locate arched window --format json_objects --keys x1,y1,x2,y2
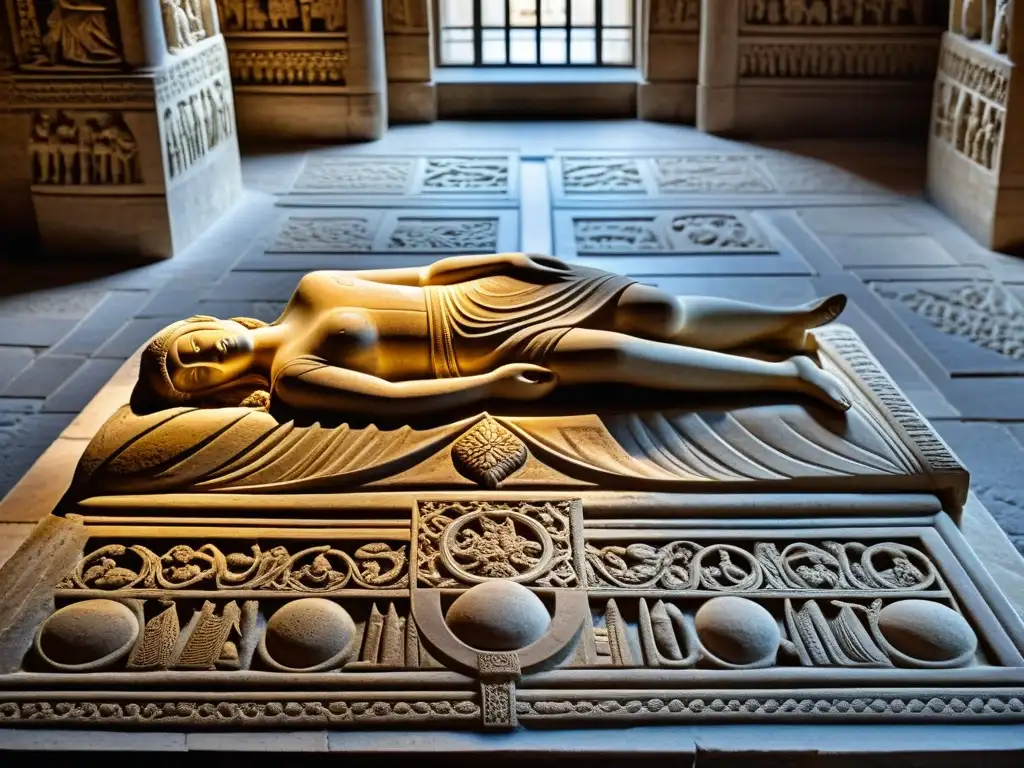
[{"x1": 438, "y1": 0, "x2": 636, "y2": 67}]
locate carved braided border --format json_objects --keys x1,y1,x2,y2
[
  {"x1": 0, "y1": 699, "x2": 480, "y2": 726},
  {"x1": 517, "y1": 693, "x2": 1024, "y2": 721},
  {"x1": 814, "y1": 325, "x2": 964, "y2": 476}
]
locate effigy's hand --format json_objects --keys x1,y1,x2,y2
[
  {"x1": 487, "y1": 363, "x2": 558, "y2": 401},
  {"x1": 505, "y1": 253, "x2": 573, "y2": 278}
]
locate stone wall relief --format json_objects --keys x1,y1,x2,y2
[
  {"x1": 955, "y1": 0, "x2": 1012, "y2": 54},
  {"x1": 384, "y1": 0, "x2": 427, "y2": 30},
  {"x1": 162, "y1": 0, "x2": 211, "y2": 53},
  {"x1": 650, "y1": 0, "x2": 701, "y2": 31},
  {"x1": 933, "y1": 78, "x2": 1004, "y2": 171},
  {"x1": 738, "y1": 41, "x2": 939, "y2": 78},
  {"x1": 28, "y1": 109, "x2": 139, "y2": 186},
  {"x1": 160, "y1": 76, "x2": 234, "y2": 180},
  {"x1": 228, "y1": 48, "x2": 347, "y2": 85},
  {"x1": 11, "y1": 0, "x2": 123, "y2": 68},
  {"x1": 213, "y1": 0, "x2": 346, "y2": 33},
  {"x1": 742, "y1": 0, "x2": 937, "y2": 25}
]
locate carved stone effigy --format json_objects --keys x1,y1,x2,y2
[
  {"x1": 0, "y1": 0, "x2": 241, "y2": 257},
  {"x1": 927, "y1": 0, "x2": 1023, "y2": 251},
  {"x1": 699, "y1": 0, "x2": 949, "y2": 136},
  {"x1": 0, "y1": 256, "x2": 1021, "y2": 738},
  {"x1": 214, "y1": 0, "x2": 386, "y2": 141}
]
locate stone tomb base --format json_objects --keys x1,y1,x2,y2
[{"x1": 0, "y1": 326, "x2": 1022, "y2": 752}]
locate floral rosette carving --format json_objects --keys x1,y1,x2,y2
[
  {"x1": 59, "y1": 542, "x2": 409, "y2": 592},
  {"x1": 417, "y1": 501, "x2": 578, "y2": 588}
]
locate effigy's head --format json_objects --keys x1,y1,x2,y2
[{"x1": 132, "y1": 315, "x2": 271, "y2": 412}]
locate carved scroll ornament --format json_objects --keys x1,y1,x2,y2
[{"x1": 29, "y1": 110, "x2": 139, "y2": 186}]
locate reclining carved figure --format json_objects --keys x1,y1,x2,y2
[{"x1": 133, "y1": 253, "x2": 852, "y2": 417}]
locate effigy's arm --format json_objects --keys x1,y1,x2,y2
[
  {"x1": 274, "y1": 360, "x2": 553, "y2": 417},
  {"x1": 341, "y1": 253, "x2": 570, "y2": 288}
]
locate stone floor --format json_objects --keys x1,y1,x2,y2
[{"x1": 2, "y1": 120, "x2": 1024, "y2": 564}]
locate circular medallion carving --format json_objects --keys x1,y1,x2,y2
[
  {"x1": 35, "y1": 599, "x2": 139, "y2": 671},
  {"x1": 440, "y1": 509, "x2": 553, "y2": 584}
]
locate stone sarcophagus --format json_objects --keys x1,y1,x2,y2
[{"x1": 0, "y1": 256, "x2": 1021, "y2": 733}]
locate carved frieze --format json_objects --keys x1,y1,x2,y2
[
  {"x1": 214, "y1": 0, "x2": 346, "y2": 33},
  {"x1": 160, "y1": 75, "x2": 234, "y2": 180},
  {"x1": 939, "y1": 44, "x2": 1009, "y2": 105},
  {"x1": 421, "y1": 156, "x2": 510, "y2": 192},
  {"x1": 738, "y1": 41, "x2": 939, "y2": 79},
  {"x1": 585, "y1": 538, "x2": 940, "y2": 592},
  {"x1": 416, "y1": 500, "x2": 580, "y2": 588},
  {"x1": 933, "y1": 79, "x2": 1004, "y2": 170},
  {"x1": 292, "y1": 156, "x2": 415, "y2": 193},
  {"x1": 228, "y1": 49, "x2": 347, "y2": 86},
  {"x1": 58, "y1": 540, "x2": 410, "y2": 592},
  {"x1": 28, "y1": 109, "x2": 139, "y2": 186},
  {"x1": 162, "y1": 0, "x2": 211, "y2": 53},
  {"x1": 741, "y1": 0, "x2": 940, "y2": 26},
  {"x1": 10, "y1": 78, "x2": 155, "y2": 107},
  {"x1": 650, "y1": 0, "x2": 700, "y2": 31}
]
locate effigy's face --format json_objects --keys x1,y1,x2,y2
[{"x1": 168, "y1": 325, "x2": 254, "y2": 393}]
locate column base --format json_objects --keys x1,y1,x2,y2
[{"x1": 234, "y1": 89, "x2": 386, "y2": 143}]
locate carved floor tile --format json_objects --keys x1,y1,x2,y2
[
  {"x1": 264, "y1": 209, "x2": 516, "y2": 256},
  {"x1": 550, "y1": 153, "x2": 897, "y2": 208},
  {"x1": 285, "y1": 154, "x2": 519, "y2": 208},
  {"x1": 565, "y1": 211, "x2": 774, "y2": 256},
  {"x1": 869, "y1": 279, "x2": 1024, "y2": 375}
]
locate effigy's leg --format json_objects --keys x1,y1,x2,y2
[
  {"x1": 612, "y1": 284, "x2": 846, "y2": 352},
  {"x1": 547, "y1": 328, "x2": 851, "y2": 410}
]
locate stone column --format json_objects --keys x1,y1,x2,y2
[
  {"x1": 219, "y1": 0, "x2": 387, "y2": 142},
  {"x1": 699, "y1": 0, "x2": 947, "y2": 137},
  {"x1": 384, "y1": 0, "x2": 435, "y2": 123},
  {"x1": 640, "y1": 0, "x2": 701, "y2": 123},
  {"x1": 696, "y1": 0, "x2": 740, "y2": 132},
  {"x1": 1, "y1": 0, "x2": 242, "y2": 259},
  {"x1": 928, "y1": 0, "x2": 1023, "y2": 251}
]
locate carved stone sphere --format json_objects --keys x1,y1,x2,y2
[
  {"x1": 263, "y1": 598, "x2": 357, "y2": 670},
  {"x1": 37, "y1": 599, "x2": 139, "y2": 669},
  {"x1": 695, "y1": 596, "x2": 781, "y2": 665},
  {"x1": 446, "y1": 580, "x2": 550, "y2": 651},
  {"x1": 878, "y1": 600, "x2": 977, "y2": 663}
]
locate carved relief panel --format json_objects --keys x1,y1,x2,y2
[
  {"x1": 28, "y1": 109, "x2": 139, "y2": 185},
  {"x1": 650, "y1": 0, "x2": 701, "y2": 31},
  {"x1": 162, "y1": 0, "x2": 214, "y2": 53},
  {"x1": 952, "y1": 0, "x2": 1014, "y2": 54},
  {"x1": 213, "y1": 0, "x2": 346, "y2": 32},
  {"x1": 8, "y1": 0, "x2": 124, "y2": 68},
  {"x1": 156, "y1": 40, "x2": 236, "y2": 182},
  {"x1": 741, "y1": 0, "x2": 942, "y2": 26}
]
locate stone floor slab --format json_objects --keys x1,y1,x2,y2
[
  {"x1": 48, "y1": 290, "x2": 151, "y2": 356},
  {"x1": 2, "y1": 355, "x2": 86, "y2": 399},
  {"x1": 816, "y1": 234, "x2": 960, "y2": 269}
]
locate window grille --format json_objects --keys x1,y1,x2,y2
[{"x1": 438, "y1": 0, "x2": 636, "y2": 67}]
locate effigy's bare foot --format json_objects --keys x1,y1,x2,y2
[
  {"x1": 772, "y1": 294, "x2": 848, "y2": 352},
  {"x1": 792, "y1": 355, "x2": 853, "y2": 411}
]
